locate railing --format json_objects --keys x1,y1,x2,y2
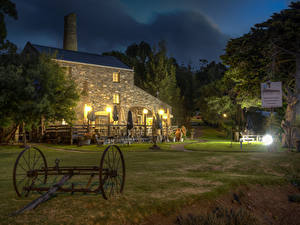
[{"x1": 44, "y1": 124, "x2": 172, "y2": 144}]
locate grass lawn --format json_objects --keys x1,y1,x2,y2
[{"x1": 0, "y1": 140, "x2": 300, "y2": 225}]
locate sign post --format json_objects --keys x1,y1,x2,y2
[
  {"x1": 261, "y1": 81, "x2": 282, "y2": 108},
  {"x1": 261, "y1": 81, "x2": 282, "y2": 151}
]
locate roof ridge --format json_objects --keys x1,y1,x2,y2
[
  {"x1": 29, "y1": 42, "x2": 131, "y2": 70},
  {"x1": 31, "y1": 43, "x2": 111, "y2": 58}
]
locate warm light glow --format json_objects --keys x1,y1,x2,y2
[
  {"x1": 262, "y1": 134, "x2": 273, "y2": 145},
  {"x1": 113, "y1": 93, "x2": 120, "y2": 104},
  {"x1": 159, "y1": 109, "x2": 164, "y2": 115},
  {"x1": 163, "y1": 114, "x2": 168, "y2": 120},
  {"x1": 84, "y1": 104, "x2": 92, "y2": 121},
  {"x1": 147, "y1": 117, "x2": 153, "y2": 125},
  {"x1": 113, "y1": 72, "x2": 120, "y2": 82},
  {"x1": 143, "y1": 108, "x2": 148, "y2": 114},
  {"x1": 85, "y1": 105, "x2": 92, "y2": 113},
  {"x1": 223, "y1": 113, "x2": 227, "y2": 118},
  {"x1": 106, "y1": 107, "x2": 112, "y2": 113}
]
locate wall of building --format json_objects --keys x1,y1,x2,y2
[{"x1": 57, "y1": 60, "x2": 171, "y2": 125}]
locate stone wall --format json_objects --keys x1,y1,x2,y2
[{"x1": 57, "y1": 60, "x2": 171, "y2": 124}]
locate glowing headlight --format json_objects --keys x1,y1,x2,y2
[{"x1": 262, "y1": 135, "x2": 273, "y2": 145}]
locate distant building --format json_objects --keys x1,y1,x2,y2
[{"x1": 23, "y1": 13, "x2": 171, "y2": 138}]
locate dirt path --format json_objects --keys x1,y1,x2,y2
[
  {"x1": 170, "y1": 143, "x2": 193, "y2": 152},
  {"x1": 142, "y1": 184, "x2": 300, "y2": 225},
  {"x1": 170, "y1": 139, "x2": 207, "y2": 152}
]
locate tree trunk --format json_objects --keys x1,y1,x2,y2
[
  {"x1": 22, "y1": 122, "x2": 27, "y2": 146},
  {"x1": 281, "y1": 55, "x2": 300, "y2": 148},
  {"x1": 292, "y1": 54, "x2": 300, "y2": 145}
]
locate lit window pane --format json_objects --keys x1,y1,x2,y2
[
  {"x1": 113, "y1": 72, "x2": 120, "y2": 82},
  {"x1": 113, "y1": 94, "x2": 120, "y2": 104}
]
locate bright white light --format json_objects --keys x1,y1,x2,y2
[
  {"x1": 262, "y1": 135, "x2": 273, "y2": 145},
  {"x1": 143, "y1": 108, "x2": 148, "y2": 114},
  {"x1": 159, "y1": 109, "x2": 164, "y2": 115}
]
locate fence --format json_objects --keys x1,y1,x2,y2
[{"x1": 44, "y1": 124, "x2": 173, "y2": 144}]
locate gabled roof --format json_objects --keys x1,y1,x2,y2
[{"x1": 25, "y1": 42, "x2": 131, "y2": 70}]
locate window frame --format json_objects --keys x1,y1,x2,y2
[
  {"x1": 113, "y1": 72, "x2": 120, "y2": 83},
  {"x1": 113, "y1": 93, "x2": 120, "y2": 104}
]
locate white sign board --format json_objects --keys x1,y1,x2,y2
[{"x1": 261, "y1": 81, "x2": 282, "y2": 108}]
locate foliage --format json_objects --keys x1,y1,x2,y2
[
  {"x1": 104, "y1": 41, "x2": 188, "y2": 125},
  {"x1": 221, "y1": 2, "x2": 300, "y2": 108},
  {"x1": 175, "y1": 64, "x2": 195, "y2": 124},
  {"x1": 0, "y1": 0, "x2": 17, "y2": 52},
  {"x1": 0, "y1": 53, "x2": 80, "y2": 138},
  {"x1": 194, "y1": 61, "x2": 233, "y2": 129},
  {"x1": 264, "y1": 112, "x2": 282, "y2": 135}
]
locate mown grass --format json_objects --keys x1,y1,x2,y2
[{"x1": 0, "y1": 138, "x2": 299, "y2": 225}]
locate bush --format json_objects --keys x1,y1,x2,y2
[{"x1": 175, "y1": 207, "x2": 258, "y2": 225}]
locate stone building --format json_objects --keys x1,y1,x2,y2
[{"x1": 23, "y1": 13, "x2": 171, "y2": 137}]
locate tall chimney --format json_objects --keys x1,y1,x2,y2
[{"x1": 63, "y1": 13, "x2": 77, "y2": 51}]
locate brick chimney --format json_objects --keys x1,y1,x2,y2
[{"x1": 63, "y1": 13, "x2": 77, "y2": 51}]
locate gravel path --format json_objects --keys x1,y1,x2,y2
[{"x1": 170, "y1": 142, "x2": 194, "y2": 152}]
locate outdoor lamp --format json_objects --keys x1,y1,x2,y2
[
  {"x1": 223, "y1": 113, "x2": 227, "y2": 118},
  {"x1": 163, "y1": 114, "x2": 168, "y2": 120},
  {"x1": 106, "y1": 107, "x2": 112, "y2": 113},
  {"x1": 262, "y1": 134, "x2": 273, "y2": 145},
  {"x1": 143, "y1": 108, "x2": 148, "y2": 114},
  {"x1": 85, "y1": 105, "x2": 92, "y2": 113},
  {"x1": 159, "y1": 109, "x2": 164, "y2": 115}
]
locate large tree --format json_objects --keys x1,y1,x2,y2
[
  {"x1": 221, "y1": 1, "x2": 300, "y2": 147},
  {"x1": 0, "y1": 0, "x2": 17, "y2": 51},
  {"x1": 0, "y1": 53, "x2": 80, "y2": 142}
]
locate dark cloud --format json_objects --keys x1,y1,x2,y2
[
  {"x1": 147, "y1": 11, "x2": 229, "y2": 63},
  {"x1": 7, "y1": 0, "x2": 229, "y2": 64}
]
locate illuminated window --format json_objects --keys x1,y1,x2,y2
[
  {"x1": 113, "y1": 93, "x2": 120, "y2": 104},
  {"x1": 113, "y1": 72, "x2": 120, "y2": 82}
]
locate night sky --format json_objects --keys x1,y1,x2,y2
[{"x1": 6, "y1": 0, "x2": 293, "y2": 65}]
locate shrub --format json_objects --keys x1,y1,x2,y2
[{"x1": 175, "y1": 207, "x2": 258, "y2": 225}]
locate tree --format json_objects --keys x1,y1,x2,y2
[
  {"x1": 104, "y1": 41, "x2": 187, "y2": 125},
  {"x1": 194, "y1": 61, "x2": 228, "y2": 123},
  {"x1": 0, "y1": 53, "x2": 80, "y2": 143},
  {"x1": 175, "y1": 64, "x2": 195, "y2": 125},
  {"x1": 221, "y1": 2, "x2": 300, "y2": 146},
  {"x1": 0, "y1": 0, "x2": 17, "y2": 51}
]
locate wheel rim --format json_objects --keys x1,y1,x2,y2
[
  {"x1": 13, "y1": 146, "x2": 48, "y2": 197},
  {"x1": 99, "y1": 145, "x2": 125, "y2": 199}
]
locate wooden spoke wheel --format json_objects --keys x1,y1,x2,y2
[
  {"x1": 99, "y1": 145, "x2": 125, "y2": 199},
  {"x1": 13, "y1": 146, "x2": 48, "y2": 197}
]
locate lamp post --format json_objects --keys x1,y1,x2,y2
[
  {"x1": 84, "y1": 104, "x2": 92, "y2": 132},
  {"x1": 106, "y1": 107, "x2": 112, "y2": 136},
  {"x1": 163, "y1": 114, "x2": 168, "y2": 141},
  {"x1": 159, "y1": 109, "x2": 164, "y2": 140},
  {"x1": 143, "y1": 108, "x2": 148, "y2": 137},
  {"x1": 223, "y1": 113, "x2": 233, "y2": 147}
]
